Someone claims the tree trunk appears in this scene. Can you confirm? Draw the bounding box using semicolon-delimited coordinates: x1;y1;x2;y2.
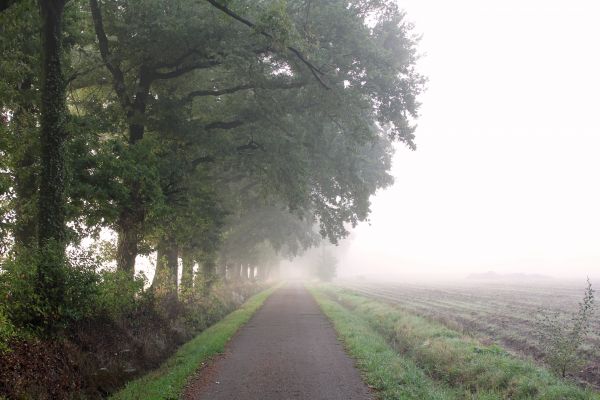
231;264;241;281
216;258;227;280
180;248;194;293
38;0;67;248
266;264;274;280
114;73;150;276
36;0;67;333
115;212;139;276
202;261;215;278
197;253;216;290
90;0;151;277
115;126;146;276
152;236;178;298
256;265;265;281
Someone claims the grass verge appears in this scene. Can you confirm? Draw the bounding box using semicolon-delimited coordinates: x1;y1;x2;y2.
311;285;600;400
111;286;276;400
309;286;460;399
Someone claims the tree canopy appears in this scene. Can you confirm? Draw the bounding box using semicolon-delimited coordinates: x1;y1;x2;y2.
0;0;424;329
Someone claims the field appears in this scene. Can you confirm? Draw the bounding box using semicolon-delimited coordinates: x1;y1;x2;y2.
338;279;600;389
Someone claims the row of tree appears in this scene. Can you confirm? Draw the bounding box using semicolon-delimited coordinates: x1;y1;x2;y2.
0;0;424;331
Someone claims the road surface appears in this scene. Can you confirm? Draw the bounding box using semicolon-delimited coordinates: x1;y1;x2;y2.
184;284;372;400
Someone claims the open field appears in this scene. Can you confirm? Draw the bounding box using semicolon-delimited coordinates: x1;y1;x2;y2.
338;279;600;389
313;284;600;399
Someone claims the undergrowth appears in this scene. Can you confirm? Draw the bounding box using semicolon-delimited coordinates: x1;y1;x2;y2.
111;286;276;400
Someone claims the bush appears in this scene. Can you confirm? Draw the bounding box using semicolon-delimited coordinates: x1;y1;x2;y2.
0;305;16;353
535;279;595;378
96;269;147;317
0;247;143;334
0;251;45;332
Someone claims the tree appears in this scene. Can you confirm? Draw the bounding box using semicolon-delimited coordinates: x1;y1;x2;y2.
148;138;225;296
0;0;40;251
35;0;70;332
535;279;595;377
85;0;424;277
87;0;264;275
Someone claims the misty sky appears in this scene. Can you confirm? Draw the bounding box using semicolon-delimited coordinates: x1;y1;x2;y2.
338;0;600;280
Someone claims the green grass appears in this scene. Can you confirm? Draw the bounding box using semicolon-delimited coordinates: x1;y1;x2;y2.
311;285;600;400
111;286;276;400
309;286;461;400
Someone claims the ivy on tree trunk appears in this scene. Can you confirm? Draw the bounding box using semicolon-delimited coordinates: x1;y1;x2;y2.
37;0;68;333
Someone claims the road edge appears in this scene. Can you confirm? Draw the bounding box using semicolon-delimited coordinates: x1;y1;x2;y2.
111;285;278;400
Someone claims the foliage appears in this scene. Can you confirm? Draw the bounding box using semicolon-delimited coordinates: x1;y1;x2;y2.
95;269;147;317
0;248;147;333
0;305;16;353
1;249;81;332
535;279;596;378
1;0;425;394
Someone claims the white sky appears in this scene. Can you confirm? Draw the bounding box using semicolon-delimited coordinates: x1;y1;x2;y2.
338;0;600;280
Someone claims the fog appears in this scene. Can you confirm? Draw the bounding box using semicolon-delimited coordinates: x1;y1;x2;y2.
332;0;600;281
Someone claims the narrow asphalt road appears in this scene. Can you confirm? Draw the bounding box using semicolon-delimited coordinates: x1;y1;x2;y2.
184;283;372;400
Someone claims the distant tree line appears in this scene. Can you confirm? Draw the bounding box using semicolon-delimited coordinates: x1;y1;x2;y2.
0;0;424;333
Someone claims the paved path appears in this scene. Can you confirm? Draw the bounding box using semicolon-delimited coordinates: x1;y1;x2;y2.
185;284;372;400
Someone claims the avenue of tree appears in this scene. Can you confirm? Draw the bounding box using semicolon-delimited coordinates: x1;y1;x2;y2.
0;0;424;332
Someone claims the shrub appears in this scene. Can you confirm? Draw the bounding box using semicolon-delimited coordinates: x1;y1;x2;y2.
0;247;126;333
0;251;44;332
96;269;147;317
535;279;595;377
0;305;16;353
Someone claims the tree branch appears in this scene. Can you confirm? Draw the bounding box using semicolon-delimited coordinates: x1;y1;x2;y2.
89;0;131;110
237;139;265;152
205;119;248;131
191;155;216;167
187;84;254;99
204;0;329;89
185;79;306;101
153;59;220;80
151;47;201;70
